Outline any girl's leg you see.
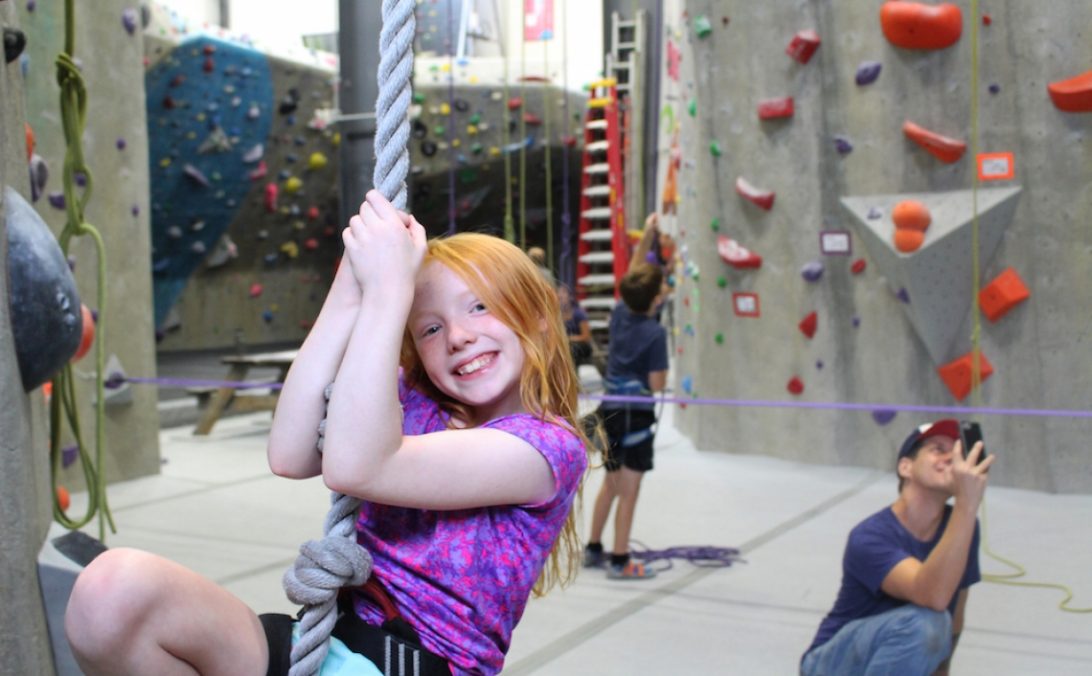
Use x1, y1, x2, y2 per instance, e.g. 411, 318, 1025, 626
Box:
65, 548, 269, 676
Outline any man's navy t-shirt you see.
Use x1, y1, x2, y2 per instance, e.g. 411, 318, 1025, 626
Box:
605, 304, 667, 388
804, 505, 981, 657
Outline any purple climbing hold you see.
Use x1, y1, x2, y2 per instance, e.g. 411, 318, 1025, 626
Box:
834, 135, 854, 155
816, 360, 824, 370
116, 137, 127, 151
75, 172, 87, 187
26, 2, 36, 14
856, 61, 882, 86
872, 409, 897, 426
121, 8, 139, 35
988, 83, 1000, 95
47, 192, 65, 210
867, 206, 883, 220
851, 315, 861, 328
131, 204, 140, 216
800, 260, 825, 283
896, 287, 911, 304
62, 445, 78, 469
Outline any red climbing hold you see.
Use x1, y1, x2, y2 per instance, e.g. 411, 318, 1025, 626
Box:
307, 206, 320, 221
787, 376, 805, 395
880, 2, 963, 50
507, 97, 523, 110
249, 283, 263, 298
903, 120, 966, 163
798, 311, 818, 339
73, 304, 95, 362
979, 267, 1030, 322
717, 236, 763, 269
735, 177, 775, 210
304, 237, 319, 251
786, 30, 821, 64
264, 183, 279, 213
758, 97, 794, 120
851, 258, 867, 275
523, 112, 542, 126
937, 351, 993, 401
1047, 70, 1092, 113
24, 123, 34, 161
203, 56, 214, 73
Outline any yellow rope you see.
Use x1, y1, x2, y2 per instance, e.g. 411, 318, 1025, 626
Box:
967, 0, 1089, 612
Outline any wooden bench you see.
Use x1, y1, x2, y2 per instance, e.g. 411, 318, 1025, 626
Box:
192, 349, 298, 435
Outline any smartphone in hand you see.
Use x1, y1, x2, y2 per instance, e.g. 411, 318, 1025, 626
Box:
959, 421, 987, 464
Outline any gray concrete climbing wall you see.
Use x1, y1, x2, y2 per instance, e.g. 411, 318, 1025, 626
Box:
1, 4, 60, 673
17, 0, 161, 492
660, 1, 1092, 493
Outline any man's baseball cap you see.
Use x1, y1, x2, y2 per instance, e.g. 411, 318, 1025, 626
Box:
897, 419, 960, 460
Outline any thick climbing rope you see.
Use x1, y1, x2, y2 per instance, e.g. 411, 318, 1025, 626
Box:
558, 0, 574, 289
964, 1, 1089, 613
500, 0, 515, 243
51, 0, 115, 540
282, 2, 416, 674
518, 1, 528, 248
446, 2, 457, 234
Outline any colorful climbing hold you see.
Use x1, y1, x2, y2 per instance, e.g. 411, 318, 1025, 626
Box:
937, 351, 993, 401
1047, 70, 1092, 113
249, 283, 263, 298
850, 258, 867, 275
787, 376, 805, 395
758, 97, 794, 120
872, 409, 897, 426
855, 61, 883, 86
264, 183, 278, 212
892, 199, 931, 253
903, 120, 966, 163
735, 177, 775, 210
979, 267, 1030, 322
717, 236, 763, 269
785, 29, 821, 64
284, 176, 303, 194
880, 2, 963, 50
800, 261, 824, 283
693, 15, 713, 39
710, 140, 722, 157
56, 485, 71, 512
798, 311, 818, 339
833, 135, 854, 155
72, 304, 95, 361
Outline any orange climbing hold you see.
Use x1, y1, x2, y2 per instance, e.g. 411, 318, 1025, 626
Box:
979, 267, 1030, 322
892, 200, 931, 231
57, 485, 71, 512
73, 305, 95, 362
903, 120, 966, 163
937, 351, 993, 401
880, 1, 963, 50
893, 229, 925, 253
1047, 70, 1092, 113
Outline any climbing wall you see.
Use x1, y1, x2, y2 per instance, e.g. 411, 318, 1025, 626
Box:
17, 0, 161, 486
660, 1, 1092, 493
143, 6, 342, 351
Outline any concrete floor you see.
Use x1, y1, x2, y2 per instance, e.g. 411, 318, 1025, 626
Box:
64, 371, 1092, 675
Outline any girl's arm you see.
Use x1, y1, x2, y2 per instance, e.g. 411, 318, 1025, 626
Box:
574, 318, 592, 343
320, 192, 556, 510
267, 253, 360, 478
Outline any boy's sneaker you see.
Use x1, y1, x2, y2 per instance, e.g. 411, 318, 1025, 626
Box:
583, 545, 607, 568
606, 560, 656, 580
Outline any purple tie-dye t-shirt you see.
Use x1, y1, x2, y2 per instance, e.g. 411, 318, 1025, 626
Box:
351, 378, 587, 675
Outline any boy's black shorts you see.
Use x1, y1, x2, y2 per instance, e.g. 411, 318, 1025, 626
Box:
598, 407, 656, 473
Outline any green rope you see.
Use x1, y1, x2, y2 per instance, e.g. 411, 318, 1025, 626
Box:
50, 0, 114, 540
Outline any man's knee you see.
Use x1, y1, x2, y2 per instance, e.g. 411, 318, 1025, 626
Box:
891, 605, 952, 657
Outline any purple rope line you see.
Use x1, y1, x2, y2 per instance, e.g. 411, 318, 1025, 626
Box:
115, 376, 282, 391
628, 539, 743, 572
583, 393, 1092, 419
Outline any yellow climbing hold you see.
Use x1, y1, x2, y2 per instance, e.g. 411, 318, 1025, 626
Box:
489, 146, 501, 157
284, 176, 303, 193
280, 241, 299, 258
308, 152, 328, 170
467, 125, 478, 135
440, 102, 451, 115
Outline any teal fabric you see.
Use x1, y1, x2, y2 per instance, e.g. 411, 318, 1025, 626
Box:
291, 622, 383, 676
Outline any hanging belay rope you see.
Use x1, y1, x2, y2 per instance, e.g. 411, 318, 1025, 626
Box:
281, 1, 416, 673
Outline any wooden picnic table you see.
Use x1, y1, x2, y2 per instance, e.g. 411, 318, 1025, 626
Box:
192, 349, 298, 435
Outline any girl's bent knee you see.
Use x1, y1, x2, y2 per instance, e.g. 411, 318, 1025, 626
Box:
65, 549, 165, 653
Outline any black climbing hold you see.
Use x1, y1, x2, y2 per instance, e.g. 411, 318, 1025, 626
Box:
412, 119, 428, 139
4, 27, 27, 64
454, 98, 470, 112
4, 186, 83, 391
421, 140, 438, 157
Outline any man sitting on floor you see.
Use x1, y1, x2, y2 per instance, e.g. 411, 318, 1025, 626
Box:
801, 419, 995, 675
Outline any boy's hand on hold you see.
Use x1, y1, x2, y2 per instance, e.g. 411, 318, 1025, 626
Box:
644, 212, 659, 232
949, 439, 994, 513
343, 190, 427, 292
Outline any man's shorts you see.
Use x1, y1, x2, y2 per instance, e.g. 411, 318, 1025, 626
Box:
599, 406, 656, 472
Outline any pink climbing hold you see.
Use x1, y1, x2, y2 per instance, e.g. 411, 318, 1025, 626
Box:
717, 236, 763, 269
264, 183, 279, 212
249, 283, 263, 298
735, 177, 775, 210
758, 97, 794, 120
786, 30, 821, 64
798, 311, 818, 339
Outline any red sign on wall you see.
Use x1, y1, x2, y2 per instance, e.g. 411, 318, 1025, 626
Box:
524, 0, 554, 40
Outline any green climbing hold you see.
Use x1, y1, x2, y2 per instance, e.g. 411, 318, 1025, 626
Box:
688, 99, 697, 117
434, 125, 446, 136
715, 332, 725, 345
717, 275, 727, 288
471, 142, 483, 155
458, 168, 479, 184
710, 217, 720, 232
413, 92, 426, 104
694, 15, 713, 38
469, 113, 481, 125
710, 140, 722, 157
